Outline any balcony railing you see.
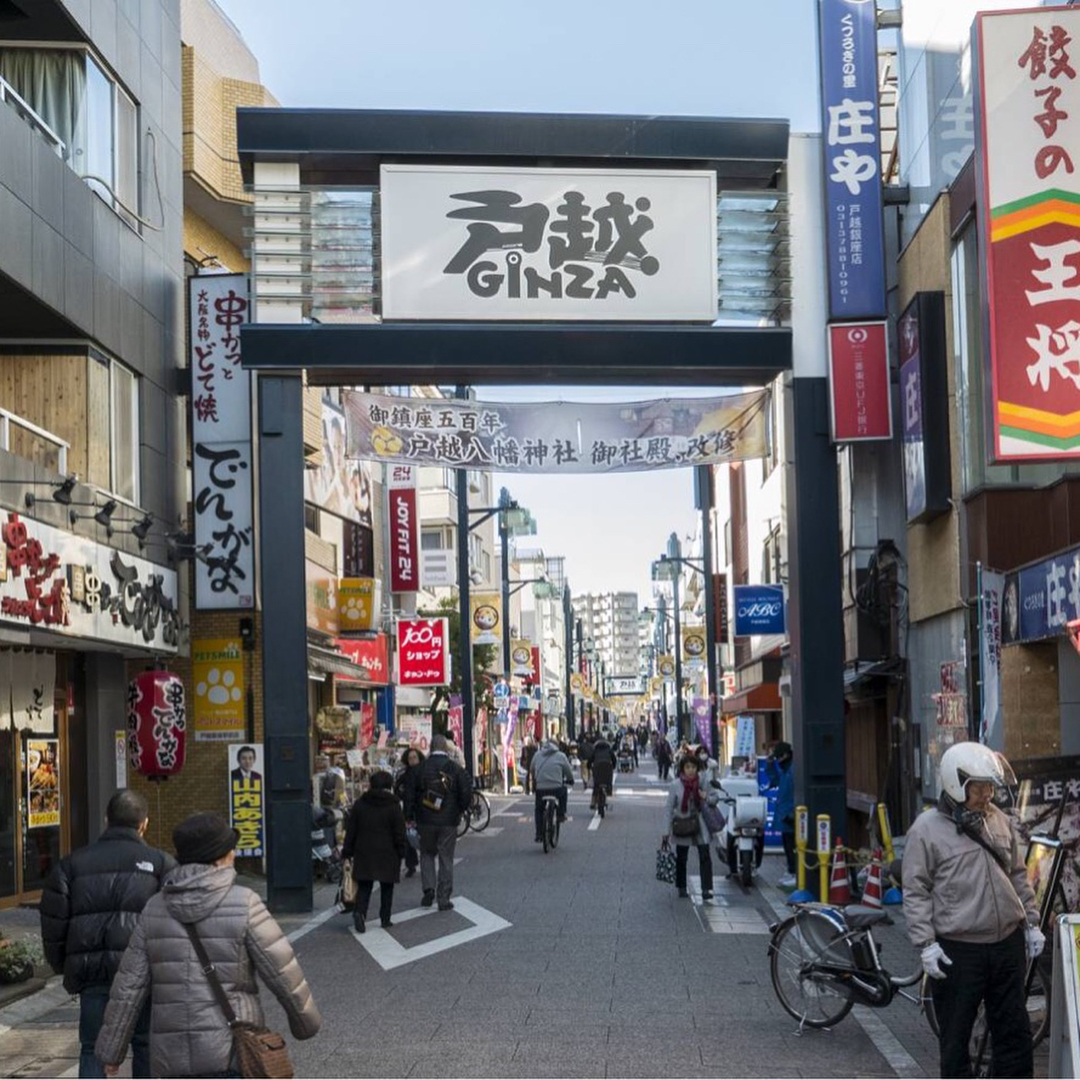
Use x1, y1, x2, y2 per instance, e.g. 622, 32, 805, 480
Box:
0, 75, 65, 158
0, 407, 69, 475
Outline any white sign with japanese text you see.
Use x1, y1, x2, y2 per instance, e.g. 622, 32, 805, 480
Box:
380, 165, 717, 322
189, 273, 255, 608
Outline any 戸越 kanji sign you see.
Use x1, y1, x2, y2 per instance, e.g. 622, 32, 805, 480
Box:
396, 617, 450, 687
818, 0, 886, 321
379, 165, 717, 322
976, 8, 1080, 462
189, 273, 254, 607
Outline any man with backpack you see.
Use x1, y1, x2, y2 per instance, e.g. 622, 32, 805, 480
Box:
404, 734, 472, 910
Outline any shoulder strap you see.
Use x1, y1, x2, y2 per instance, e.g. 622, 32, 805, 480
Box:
183, 921, 239, 1029
959, 819, 1011, 875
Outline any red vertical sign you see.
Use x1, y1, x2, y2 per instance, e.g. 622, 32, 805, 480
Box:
388, 464, 419, 593
827, 322, 892, 441
396, 618, 450, 686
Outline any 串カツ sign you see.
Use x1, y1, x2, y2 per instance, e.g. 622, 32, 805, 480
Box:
976, 8, 1080, 462
379, 165, 717, 322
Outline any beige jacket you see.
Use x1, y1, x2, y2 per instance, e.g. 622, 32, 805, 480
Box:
95, 864, 321, 1078
902, 804, 1037, 949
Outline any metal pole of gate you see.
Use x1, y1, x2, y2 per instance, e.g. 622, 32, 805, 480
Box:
455, 385, 475, 777
696, 466, 721, 763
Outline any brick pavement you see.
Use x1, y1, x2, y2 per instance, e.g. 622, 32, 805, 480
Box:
0, 766, 1053, 1077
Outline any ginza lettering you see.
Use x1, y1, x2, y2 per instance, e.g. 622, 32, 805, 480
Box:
444, 189, 659, 301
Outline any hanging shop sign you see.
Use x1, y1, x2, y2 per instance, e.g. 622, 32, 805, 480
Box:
396, 617, 451, 687
734, 584, 786, 636
380, 164, 717, 322
682, 628, 707, 663
387, 464, 419, 593
975, 8, 1080, 462
343, 520, 375, 578
1002, 543, 1080, 645
570, 672, 585, 693
128, 671, 186, 778
0, 511, 179, 652
605, 675, 645, 696
2, 650, 56, 733
713, 573, 729, 644
189, 273, 254, 609
979, 569, 1005, 748
304, 396, 373, 526
334, 634, 391, 686
358, 703, 375, 748
305, 561, 338, 635
347, 391, 768, 474
818, 0, 887, 320
827, 323, 892, 441
470, 591, 502, 645
25, 738, 60, 828
192, 637, 246, 742
227, 742, 264, 858
510, 639, 534, 678
900, 292, 951, 522
422, 549, 456, 588
337, 577, 379, 632
693, 698, 713, 757
657, 654, 676, 679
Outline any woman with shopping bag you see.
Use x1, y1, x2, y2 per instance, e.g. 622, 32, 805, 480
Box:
342, 770, 407, 933
662, 756, 716, 900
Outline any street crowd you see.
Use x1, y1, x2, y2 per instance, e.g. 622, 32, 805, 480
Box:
30, 726, 1043, 1079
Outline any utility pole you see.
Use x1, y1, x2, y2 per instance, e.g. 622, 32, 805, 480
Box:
455, 385, 475, 775
669, 533, 685, 743
499, 486, 511, 690
563, 585, 574, 739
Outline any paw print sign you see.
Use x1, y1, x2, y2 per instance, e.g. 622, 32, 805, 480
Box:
337, 577, 377, 631
191, 638, 246, 737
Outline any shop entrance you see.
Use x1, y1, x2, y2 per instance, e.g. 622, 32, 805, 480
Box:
237, 109, 846, 913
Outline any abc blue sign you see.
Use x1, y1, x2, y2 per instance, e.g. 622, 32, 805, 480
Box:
733, 585, 786, 636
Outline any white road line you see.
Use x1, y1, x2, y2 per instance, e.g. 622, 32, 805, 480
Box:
286, 902, 341, 943
758, 882, 923, 1078
588, 812, 603, 831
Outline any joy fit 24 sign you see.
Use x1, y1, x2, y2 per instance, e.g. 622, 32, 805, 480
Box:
387, 464, 419, 593
975, 8, 1080, 461
379, 165, 717, 322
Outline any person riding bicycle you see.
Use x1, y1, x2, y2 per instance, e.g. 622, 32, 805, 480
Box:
590, 733, 616, 811
903, 741, 1042, 1079
530, 738, 574, 843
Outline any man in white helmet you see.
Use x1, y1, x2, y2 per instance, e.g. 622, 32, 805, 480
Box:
903, 741, 1042, 1078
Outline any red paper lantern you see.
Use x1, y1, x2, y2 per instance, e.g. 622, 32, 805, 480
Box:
127, 671, 187, 778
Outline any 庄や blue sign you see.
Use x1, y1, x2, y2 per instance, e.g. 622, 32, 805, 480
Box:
734, 585, 786, 636
1002, 546, 1080, 646
818, 0, 886, 321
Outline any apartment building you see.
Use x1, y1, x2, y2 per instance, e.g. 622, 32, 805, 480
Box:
572, 590, 640, 678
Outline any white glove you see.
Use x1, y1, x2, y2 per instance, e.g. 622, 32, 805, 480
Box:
921, 942, 953, 980
1026, 927, 1046, 961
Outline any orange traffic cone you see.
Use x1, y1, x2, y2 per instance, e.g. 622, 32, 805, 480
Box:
862, 848, 884, 909
828, 838, 852, 905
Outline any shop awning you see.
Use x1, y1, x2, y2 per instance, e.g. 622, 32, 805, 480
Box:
843, 659, 902, 693
722, 682, 781, 714
307, 643, 366, 680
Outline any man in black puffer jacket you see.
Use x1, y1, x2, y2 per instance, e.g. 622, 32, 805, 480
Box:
39, 789, 174, 1078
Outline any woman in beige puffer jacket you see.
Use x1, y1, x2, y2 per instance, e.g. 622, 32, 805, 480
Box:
95, 813, 321, 1078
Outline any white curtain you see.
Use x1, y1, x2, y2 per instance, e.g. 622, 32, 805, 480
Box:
0, 651, 10, 731
9, 651, 54, 734
0, 48, 87, 165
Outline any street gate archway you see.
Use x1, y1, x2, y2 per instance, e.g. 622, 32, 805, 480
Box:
237, 109, 845, 912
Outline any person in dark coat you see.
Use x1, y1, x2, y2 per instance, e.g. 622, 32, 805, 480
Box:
520, 736, 538, 795
342, 771, 407, 933
656, 736, 673, 781
39, 789, 175, 1079
590, 735, 616, 809
394, 748, 425, 877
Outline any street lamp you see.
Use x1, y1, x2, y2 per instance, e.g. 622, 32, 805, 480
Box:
651, 546, 687, 742
643, 604, 678, 739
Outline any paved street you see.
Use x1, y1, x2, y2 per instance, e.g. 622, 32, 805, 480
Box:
0, 766, 1050, 1078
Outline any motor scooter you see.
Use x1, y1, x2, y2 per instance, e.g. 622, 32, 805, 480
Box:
715, 774, 767, 886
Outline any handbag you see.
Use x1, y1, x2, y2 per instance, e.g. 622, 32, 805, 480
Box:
702, 804, 726, 836
672, 814, 700, 838
655, 841, 677, 883
183, 922, 294, 1079
336, 859, 356, 911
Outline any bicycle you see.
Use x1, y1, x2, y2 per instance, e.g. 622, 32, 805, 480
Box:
541, 792, 561, 852
456, 786, 492, 838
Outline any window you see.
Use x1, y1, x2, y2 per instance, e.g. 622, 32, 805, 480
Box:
109, 360, 139, 503
762, 526, 782, 585
0, 46, 138, 228
304, 504, 320, 532
421, 529, 444, 551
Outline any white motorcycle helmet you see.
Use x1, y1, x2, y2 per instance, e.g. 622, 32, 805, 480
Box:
938, 741, 1016, 804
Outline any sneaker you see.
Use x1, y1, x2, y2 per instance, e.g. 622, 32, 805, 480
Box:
420, 890, 435, 907
702, 889, 714, 900
381, 918, 393, 929
438, 900, 454, 912
779, 873, 797, 888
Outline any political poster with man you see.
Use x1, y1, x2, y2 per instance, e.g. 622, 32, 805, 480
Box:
227, 742, 264, 857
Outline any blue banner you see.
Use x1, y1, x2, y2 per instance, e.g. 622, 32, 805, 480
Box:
734, 585, 786, 636
819, 0, 886, 320
1003, 547, 1080, 645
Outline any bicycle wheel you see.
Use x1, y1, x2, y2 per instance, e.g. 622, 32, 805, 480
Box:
470, 791, 491, 832
457, 811, 470, 839
543, 801, 555, 853
769, 913, 856, 1029
551, 808, 560, 850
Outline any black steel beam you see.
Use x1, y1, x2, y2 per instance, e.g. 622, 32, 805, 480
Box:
240, 323, 791, 387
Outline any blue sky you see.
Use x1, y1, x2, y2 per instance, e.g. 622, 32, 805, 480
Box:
216, 0, 821, 601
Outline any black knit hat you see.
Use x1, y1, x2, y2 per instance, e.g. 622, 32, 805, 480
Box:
173, 812, 239, 865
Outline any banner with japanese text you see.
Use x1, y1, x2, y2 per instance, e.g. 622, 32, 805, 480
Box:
346, 391, 768, 474
980, 570, 1005, 749
227, 743, 264, 858
304, 397, 373, 526
976, 8, 1080, 461
470, 592, 502, 645
387, 464, 419, 593
189, 273, 254, 608
510, 639, 534, 677
396, 618, 450, 687
26, 739, 60, 828
337, 577, 379, 632
192, 638, 246, 741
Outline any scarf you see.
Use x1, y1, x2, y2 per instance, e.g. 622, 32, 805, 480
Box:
680, 774, 701, 814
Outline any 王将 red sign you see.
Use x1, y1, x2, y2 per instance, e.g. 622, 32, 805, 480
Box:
396, 617, 450, 687
388, 465, 418, 592
335, 634, 390, 686
827, 322, 892, 442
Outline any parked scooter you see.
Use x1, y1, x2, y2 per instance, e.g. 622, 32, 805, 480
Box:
715, 774, 767, 886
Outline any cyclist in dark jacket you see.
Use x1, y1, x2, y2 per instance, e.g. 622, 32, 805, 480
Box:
39, 789, 175, 1078
591, 736, 616, 810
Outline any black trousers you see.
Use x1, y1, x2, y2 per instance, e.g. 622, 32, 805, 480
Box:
675, 843, 713, 892
781, 831, 796, 874
931, 928, 1032, 1079
355, 879, 394, 925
